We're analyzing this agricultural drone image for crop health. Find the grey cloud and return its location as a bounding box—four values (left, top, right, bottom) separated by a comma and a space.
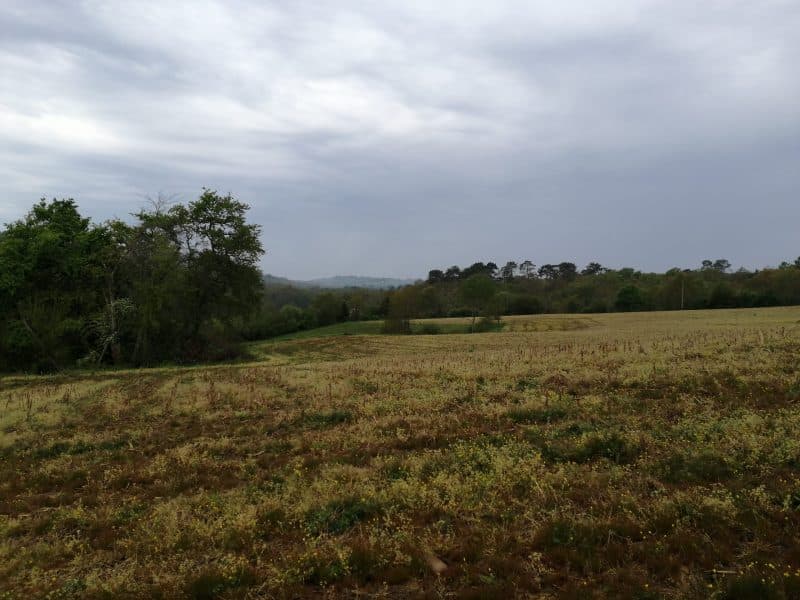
1, 1, 798, 278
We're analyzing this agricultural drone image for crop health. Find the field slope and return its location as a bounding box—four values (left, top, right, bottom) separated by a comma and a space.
2, 307, 800, 598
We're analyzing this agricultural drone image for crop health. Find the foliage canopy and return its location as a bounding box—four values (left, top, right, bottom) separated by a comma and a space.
0, 191, 264, 371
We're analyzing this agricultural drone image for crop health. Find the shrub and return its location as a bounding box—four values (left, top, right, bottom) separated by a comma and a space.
576, 433, 640, 464
300, 410, 352, 429
658, 451, 734, 483
514, 376, 538, 391
382, 317, 411, 334
304, 498, 382, 535
417, 323, 441, 335
473, 317, 502, 333
185, 565, 256, 600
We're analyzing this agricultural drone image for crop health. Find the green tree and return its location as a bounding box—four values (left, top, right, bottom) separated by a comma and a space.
427, 269, 445, 283
383, 286, 421, 334
708, 282, 736, 308
121, 225, 186, 364
444, 265, 461, 280
581, 262, 604, 276
459, 274, 496, 331
557, 262, 578, 281
702, 259, 730, 273
0, 199, 111, 370
615, 285, 645, 312
538, 264, 558, 280
713, 259, 731, 272
500, 261, 518, 282
312, 293, 344, 326
462, 262, 488, 278
519, 260, 536, 278
132, 189, 264, 360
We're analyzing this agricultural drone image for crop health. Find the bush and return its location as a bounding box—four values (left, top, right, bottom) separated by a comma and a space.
240, 305, 316, 340
417, 323, 441, 335
472, 317, 502, 333
304, 498, 382, 535
185, 565, 256, 600
658, 451, 733, 483
576, 433, 640, 464
382, 318, 411, 334
300, 410, 352, 429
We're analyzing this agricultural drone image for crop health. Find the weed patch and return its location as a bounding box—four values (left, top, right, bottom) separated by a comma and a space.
506, 406, 568, 424
298, 410, 353, 429
304, 498, 382, 535
658, 450, 734, 483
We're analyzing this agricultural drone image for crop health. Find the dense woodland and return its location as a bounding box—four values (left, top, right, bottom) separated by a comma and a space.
0, 193, 264, 372
2, 196, 799, 372
417, 257, 800, 316
258, 258, 800, 337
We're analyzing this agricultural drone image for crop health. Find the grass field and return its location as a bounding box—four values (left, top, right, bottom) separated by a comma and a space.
251, 317, 499, 343
2, 307, 800, 598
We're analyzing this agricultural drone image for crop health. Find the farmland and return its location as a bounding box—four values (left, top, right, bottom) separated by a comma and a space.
2, 307, 800, 598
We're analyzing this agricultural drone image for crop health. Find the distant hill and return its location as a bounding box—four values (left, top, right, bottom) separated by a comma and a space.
263, 274, 416, 290
305, 276, 417, 289
262, 274, 296, 286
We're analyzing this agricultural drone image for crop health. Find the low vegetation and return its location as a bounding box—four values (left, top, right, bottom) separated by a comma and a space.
2, 307, 800, 598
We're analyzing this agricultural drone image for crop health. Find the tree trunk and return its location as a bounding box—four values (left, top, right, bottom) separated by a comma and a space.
132, 327, 144, 365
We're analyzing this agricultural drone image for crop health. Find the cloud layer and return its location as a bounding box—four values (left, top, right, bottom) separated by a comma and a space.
2, 1, 799, 278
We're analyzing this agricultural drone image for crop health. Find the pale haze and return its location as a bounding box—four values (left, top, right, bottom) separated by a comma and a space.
1, 1, 798, 279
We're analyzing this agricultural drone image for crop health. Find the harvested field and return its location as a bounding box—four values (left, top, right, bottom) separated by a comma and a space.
2, 307, 800, 598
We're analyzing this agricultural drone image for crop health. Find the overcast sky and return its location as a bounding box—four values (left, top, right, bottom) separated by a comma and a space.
1, 1, 798, 279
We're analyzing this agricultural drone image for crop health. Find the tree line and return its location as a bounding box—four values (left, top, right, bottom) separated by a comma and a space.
256, 257, 800, 339
386, 257, 800, 323
241, 284, 389, 340
0, 192, 264, 372
3, 194, 799, 372
0, 194, 398, 372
